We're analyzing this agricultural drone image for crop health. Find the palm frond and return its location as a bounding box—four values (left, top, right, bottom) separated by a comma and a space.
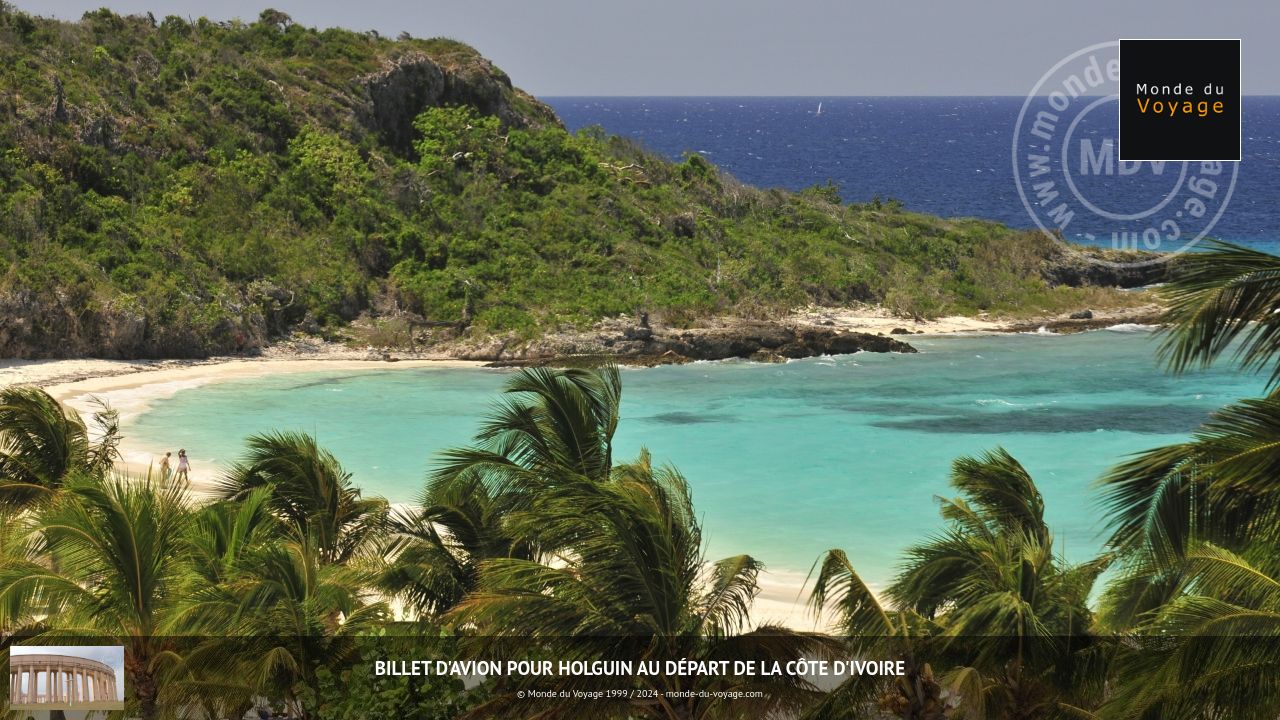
807, 548, 892, 637
1158, 240, 1280, 385
0, 385, 95, 508
697, 554, 762, 635
947, 448, 1047, 542
220, 431, 388, 564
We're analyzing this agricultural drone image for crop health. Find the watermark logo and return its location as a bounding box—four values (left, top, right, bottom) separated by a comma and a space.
1012, 41, 1237, 267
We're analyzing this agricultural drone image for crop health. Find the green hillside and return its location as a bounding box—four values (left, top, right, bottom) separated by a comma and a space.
0, 6, 1139, 358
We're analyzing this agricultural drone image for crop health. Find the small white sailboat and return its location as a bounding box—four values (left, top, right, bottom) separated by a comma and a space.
815, 101, 823, 116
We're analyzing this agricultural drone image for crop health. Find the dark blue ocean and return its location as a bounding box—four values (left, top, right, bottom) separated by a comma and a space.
548, 97, 1280, 251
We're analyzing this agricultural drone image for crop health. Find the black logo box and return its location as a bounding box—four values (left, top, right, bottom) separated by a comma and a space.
1119, 39, 1241, 162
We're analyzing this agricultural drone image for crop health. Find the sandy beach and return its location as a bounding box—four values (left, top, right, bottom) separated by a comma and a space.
789, 302, 1163, 336
2, 350, 847, 629
2, 304, 1151, 632
791, 304, 1004, 334
0, 356, 482, 493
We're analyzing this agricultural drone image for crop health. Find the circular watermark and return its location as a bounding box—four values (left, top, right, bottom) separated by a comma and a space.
1012, 41, 1237, 268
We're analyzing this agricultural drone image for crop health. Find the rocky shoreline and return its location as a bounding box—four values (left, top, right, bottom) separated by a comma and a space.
454, 318, 918, 367
443, 304, 1164, 366
1001, 305, 1166, 334
2, 305, 1168, 385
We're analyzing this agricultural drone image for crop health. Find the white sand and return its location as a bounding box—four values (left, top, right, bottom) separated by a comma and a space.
753, 567, 846, 632
1, 357, 483, 494
1, 338, 911, 632
791, 302, 1161, 336
792, 305, 1005, 335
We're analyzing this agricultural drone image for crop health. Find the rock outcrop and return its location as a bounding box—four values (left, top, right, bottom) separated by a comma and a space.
458, 319, 917, 366
0, 290, 271, 360
358, 53, 559, 154
1040, 246, 1178, 288
1003, 305, 1165, 334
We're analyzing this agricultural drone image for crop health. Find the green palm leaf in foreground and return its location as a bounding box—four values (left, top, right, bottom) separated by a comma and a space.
449, 450, 833, 720
219, 430, 389, 564
1102, 543, 1280, 719
0, 385, 120, 509
808, 449, 1107, 720
1098, 394, 1280, 628
1095, 376, 1280, 714
1158, 239, 1280, 385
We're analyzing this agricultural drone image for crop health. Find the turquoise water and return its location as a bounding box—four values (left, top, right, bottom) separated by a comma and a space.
127, 329, 1267, 586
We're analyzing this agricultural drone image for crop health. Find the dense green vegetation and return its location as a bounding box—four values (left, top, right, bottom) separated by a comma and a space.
809, 449, 1108, 718
9, 3, 1276, 717
1, 5, 1133, 358
0, 371, 831, 720
1, 243, 1280, 718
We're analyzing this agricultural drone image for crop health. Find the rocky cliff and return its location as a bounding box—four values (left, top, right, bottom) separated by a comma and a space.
359, 52, 558, 154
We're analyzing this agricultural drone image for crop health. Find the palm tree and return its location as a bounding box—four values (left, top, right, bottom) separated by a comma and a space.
1097, 394, 1280, 628
805, 550, 947, 720
381, 365, 620, 618
0, 385, 120, 509
0, 475, 190, 720
168, 536, 390, 720
140, 490, 285, 720
448, 450, 834, 720
378, 470, 533, 618
1101, 543, 1280, 719
1097, 242, 1280, 625
1092, 242, 1280, 715
219, 431, 388, 565
808, 449, 1108, 720
431, 365, 622, 494
1157, 240, 1280, 385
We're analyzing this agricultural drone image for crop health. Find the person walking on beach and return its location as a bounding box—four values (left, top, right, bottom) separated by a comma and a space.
175, 449, 191, 486
159, 451, 172, 483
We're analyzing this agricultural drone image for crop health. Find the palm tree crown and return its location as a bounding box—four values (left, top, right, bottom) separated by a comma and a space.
0, 385, 120, 509
809, 449, 1106, 720
219, 430, 388, 564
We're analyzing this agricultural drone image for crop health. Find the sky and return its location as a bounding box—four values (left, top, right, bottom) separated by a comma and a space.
11, 645, 125, 700
19, 0, 1280, 95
